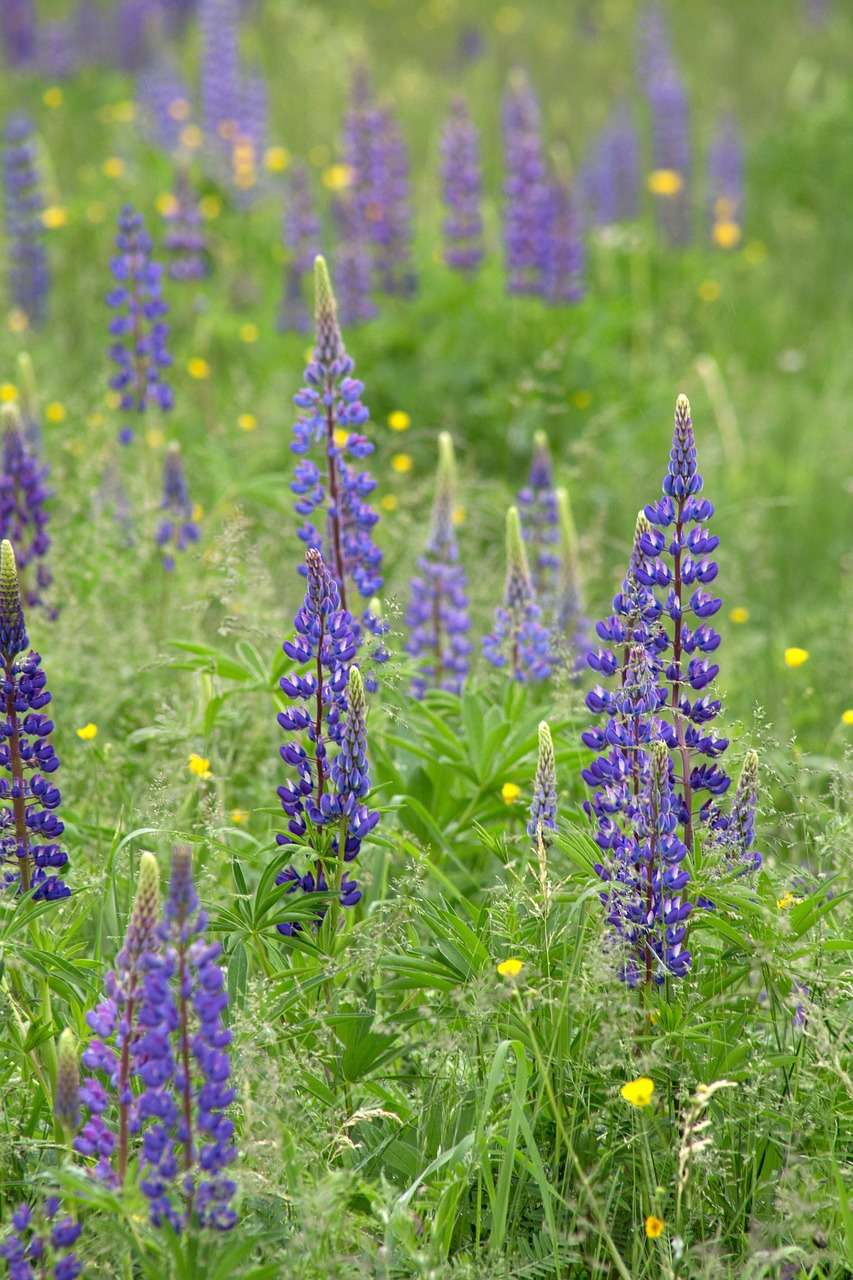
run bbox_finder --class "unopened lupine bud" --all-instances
[426,431,457,560]
[528,721,557,835]
[117,852,160,971]
[0,538,28,660]
[54,1028,80,1132]
[730,749,760,869]
[664,394,701,498]
[313,254,343,367]
[505,506,533,612]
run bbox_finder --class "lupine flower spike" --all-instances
[290,256,384,655]
[275,550,378,932]
[54,1027,80,1135]
[2,113,49,328]
[156,442,200,570]
[517,431,559,601]
[483,507,552,683]
[162,169,208,281]
[106,205,173,446]
[502,71,548,295]
[440,95,484,272]
[528,720,557,838]
[707,113,744,250]
[0,1199,81,1280]
[711,749,760,871]
[0,539,69,900]
[405,431,471,697]
[278,161,321,333]
[540,177,584,304]
[0,401,52,612]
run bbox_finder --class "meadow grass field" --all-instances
[0,1,852,1277]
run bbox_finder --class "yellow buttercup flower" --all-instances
[105,390,121,410]
[180,124,203,149]
[0,384,18,402]
[112,101,135,123]
[380,495,398,512]
[188,358,210,380]
[776,892,795,910]
[156,192,179,217]
[620,1077,655,1107]
[842,710,853,726]
[87,412,104,428]
[729,607,749,624]
[64,439,84,458]
[496,958,523,977]
[230,808,250,825]
[238,413,257,431]
[102,157,125,179]
[322,163,355,191]
[199,194,221,220]
[391,453,413,474]
[645,1215,665,1239]
[699,280,722,302]
[43,86,63,108]
[192,503,203,521]
[7,309,29,334]
[265,145,290,172]
[713,220,741,250]
[647,169,683,196]
[146,427,165,448]
[784,647,809,668]
[42,206,68,229]
[388,410,411,431]
[76,723,98,740]
[189,754,212,780]
[572,389,592,409]
[453,506,466,525]
[46,402,66,423]
[501,782,521,804]
[239,323,259,343]
[333,428,350,449]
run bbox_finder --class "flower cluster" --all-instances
[331,193,377,329]
[2,113,49,328]
[440,95,484,273]
[137,56,193,153]
[707,113,744,250]
[0,0,37,67]
[278,161,321,333]
[76,849,237,1230]
[645,42,692,246]
[0,539,69,902]
[290,256,384,646]
[106,205,173,446]
[579,102,641,227]
[156,443,200,570]
[405,432,471,697]
[528,720,557,838]
[517,432,559,601]
[162,170,208,281]
[275,551,378,932]
[483,507,552,683]
[541,178,584,304]
[0,402,52,612]
[0,1198,81,1280]
[502,71,548,295]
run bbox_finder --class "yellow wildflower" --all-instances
[180,124,203,149]
[231,808,250,825]
[713,220,741,250]
[146,427,165,448]
[46,402,66,423]
[0,384,18,402]
[776,892,795,910]
[155,192,179,218]
[494,6,523,33]
[199,195,221,220]
[729,607,749,624]
[620,1077,655,1107]
[647,169,683,196]
[238,413,257,431]
[239,323,259,343]
[43,86,63,108]
[42,206,68,229]
[388,410,411,431]
[453,506,466,525]
[188,358,210,380]
[391,453,413,474]
[496,958,523,977]
[380,495,398,512]
[784,647,809,668]
[112,101,135,123]
[699,280,721,302]
[572,389,592,409]
[501,782,521,804]
[102,157,125,179]
[105,390,121,410]
[645,1215,664,1239]
[842,710,853,726]
[322,163,355,191]
[265,145,290,172]
[189,754,212,780]
[76,723,98,740]
[333,428,350,448]
[7,309,29,334]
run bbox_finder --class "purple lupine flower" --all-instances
[636,2,674,94]
[199,0,240,156]
[709,749,760,871]
[0,0,36,66]
[162,170,208,281]
[518,431,559,601]
[405,431,471,698]
[528,721,557,838]
[502,70,548,296]
[801,0,830,27]
[229,72,268,201]
[483,507,552,683]
[136,847,237,1232]
[137,57,193,153]
[73,0,103,68]
[106,205,173,446]
[440,95,483,272]
[0,540,69,903]
[2,114,49,328]
[0,402,52,613]
[155,443,199,570]
[580,103,641,227]
[540,177,584,304]
[707,113,743,250]
[38,18,77,80]
[76,851,161,1186]
[0,1197,82,1280]
[278,162,321,333]
[331,193,377,328]
[647,62,692,246]
[290,256,384,645]
[554,486,588,667]
[275,550,375,933]
[113,0,153,72]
